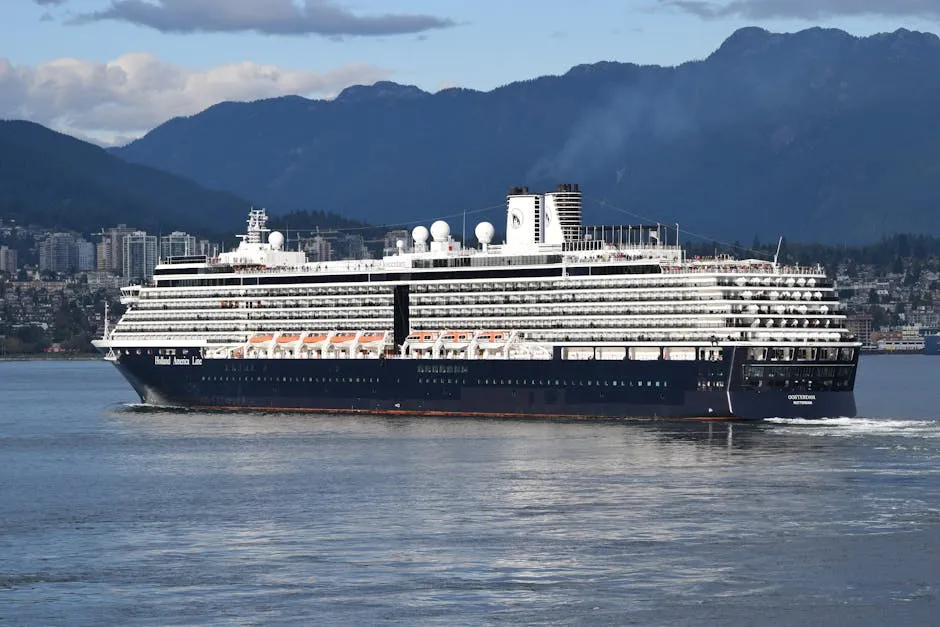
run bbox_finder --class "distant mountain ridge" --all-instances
[115,27,940,244]
[0,120,250,236]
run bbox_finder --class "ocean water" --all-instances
[1,355,938,625]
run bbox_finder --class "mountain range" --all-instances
[113,26,940,245]
[0,120,250,236]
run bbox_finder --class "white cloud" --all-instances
[0,53,389,144]
[69,0,455,37]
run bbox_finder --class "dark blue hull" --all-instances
[110,348,857,420]
[926,334,940,355]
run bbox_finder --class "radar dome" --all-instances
[396,239,405,250]
[430,220,450,242]
[268,231,284,250]
[412,226,430,244]
[474,222,495,245]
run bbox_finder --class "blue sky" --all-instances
[2,0,939,144]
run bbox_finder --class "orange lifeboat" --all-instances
[303,333,329,344]
[331,333,357,343]
[359,333,386,344]
[277,335,301,344]
[250,334,274,344]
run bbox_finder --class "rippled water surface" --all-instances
[1,355,939,625]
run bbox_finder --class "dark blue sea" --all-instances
[1,356,938,625]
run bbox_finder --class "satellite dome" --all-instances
[412,225,430,244]
[430,220,450,242]
[396,239,405,250]
[268,231,284,250]
[474,222,495,245]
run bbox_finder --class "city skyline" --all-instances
[3,1,940,144]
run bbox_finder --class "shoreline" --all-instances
[0,354,101,362]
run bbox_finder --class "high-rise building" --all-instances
[384,229,410,256]
[122,231,158,282]
[336,233,370,260]
[160,231,197,260]
[0,245,16,274]
[77,240,96,272]
[96,239,112,271]
[304,235,332,262]
[197,239,220,258]
[39,233,78,273]
[102,225,137,274]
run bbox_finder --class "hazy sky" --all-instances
[3,0,939,144]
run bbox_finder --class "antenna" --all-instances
[773,236,783,268]
[103,300,109,340]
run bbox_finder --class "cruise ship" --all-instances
[94,184,859,419]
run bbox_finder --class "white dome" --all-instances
[430,220,450,242]
[395,239,405,250]
[412,226,430,244]
[474,221,495,245]
[268,231,284,250]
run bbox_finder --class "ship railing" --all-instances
[662,262,826,276]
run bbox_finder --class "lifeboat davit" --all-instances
[441,330,472,347]
[476,330,509,347]
[406,331,438,349]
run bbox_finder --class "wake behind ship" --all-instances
[94,184,859,419]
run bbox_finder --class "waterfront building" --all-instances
[846,314,873,348]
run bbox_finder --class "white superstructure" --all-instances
[101,186,857,362]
